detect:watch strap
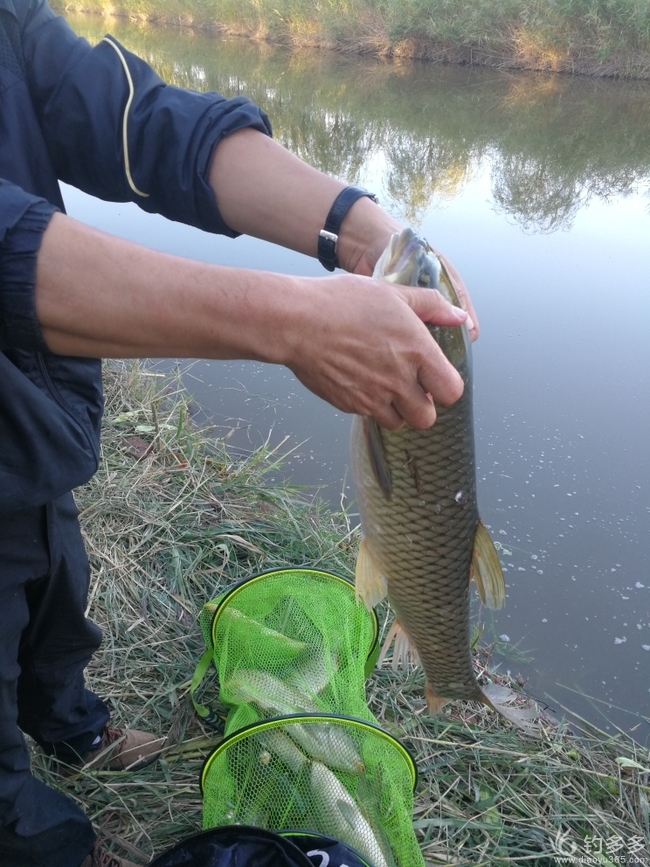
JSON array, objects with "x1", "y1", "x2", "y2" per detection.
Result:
[{"x1": 318, "y1": 186, "x2": 378, "y2": 272}]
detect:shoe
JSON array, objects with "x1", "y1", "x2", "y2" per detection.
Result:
[
  {"x1": 82, "y1": 724, "x2": 166, "y2": 771},
  {"x1": 80, "y1": 842, "x2": 139, "y2": 866}
]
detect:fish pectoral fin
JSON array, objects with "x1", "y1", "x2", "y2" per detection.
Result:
[
  {"x1": 481, "y1": 683, "x2": 541, "y2": 736},
  {"x1": 362, "y1": 416, "x2": 392, "y2": 499},
  {"x1": 377, "y1": 619, "x2": 420, "y2": 671},
  {"x1": 336, "y1": 798, "x2": 360, "y2": 831},
  {"x1": 425, "y1": 683, "x2": 449, "y2": 715},
  {"x1": 355, "y1": 537, "x2": 388, "y2": 610},
  {"x1": 470, "y1": 519, "x2": 506, "y2": 610}
]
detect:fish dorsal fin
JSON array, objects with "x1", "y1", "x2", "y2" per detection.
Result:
[
  {"x1": 470, "y1": 519, "x2": 506, "y2": 610},
  {"x1": 362, "y1": 416, "x2": 392, "y2": 499},
  {"x1": 355, "y1": 536, "x2": 388, "y2": 610}
]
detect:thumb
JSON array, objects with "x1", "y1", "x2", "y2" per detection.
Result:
[{"x1": 401, "y1": 286, "x2": 473, "y2": 331}]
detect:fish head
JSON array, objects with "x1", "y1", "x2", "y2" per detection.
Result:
[
  {"x1": 373, "y1": 227, "x2": 441, "y2": 289},
  {"x1": 374, "y1": 228, "x2": 469, "y2": 371}
]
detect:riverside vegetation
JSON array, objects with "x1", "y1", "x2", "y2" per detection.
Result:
[
  {"x1": 53, "y1": 0, "x2": 650, "y2": 78},
  {"x1": 30, "y1": 362, "x2": 649, "y2": 865}
]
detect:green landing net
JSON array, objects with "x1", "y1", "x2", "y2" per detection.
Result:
[
  {"x1": 201, "y1": 715, "x2": 420, "y2": 867},
  {"x1": 192, "y1": 568, "x2": 425, "y2": 867},
  {"x1": 193, "y1": 568, "x2": 380, "y2": 732}
]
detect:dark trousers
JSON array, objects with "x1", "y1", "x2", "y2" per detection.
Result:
[{"x1": 0, "y1": 493, "x2": 110, "y2": 867}]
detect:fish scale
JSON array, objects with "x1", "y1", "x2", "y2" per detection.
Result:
[
  {"x1": 352, "y1": 376, "x2": 484, "y2": 702},
  {"x1": 351, "y1": 228, "x2": 539, "y2": 732}
]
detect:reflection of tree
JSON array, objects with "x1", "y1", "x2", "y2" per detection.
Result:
[
  {"x1": 491, "y1": 153, "x2": 584, "y2": 232},
  {"x1": 586, "y1": 171, "x2": 638, "y2": 200},
  {"x1": 67, "y1": 13, "x2": 650, "y2": 233},
  {"x1": 384, "y1": 132, "x2": 474, "y2": 226},
  {"x1": 275, "y1": 109, "x2": 374, "y2": 183},
  {"x1": 492, "y1": 148, "x2": 642, "y2": 233}
]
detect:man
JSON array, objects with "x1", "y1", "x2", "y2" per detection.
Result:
[{"x1": 0, "y1": 1, "x2": 478, "y2": 865}]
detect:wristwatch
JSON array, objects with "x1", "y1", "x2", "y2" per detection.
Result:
[{"x1": 317, "y1": 186, "x2": 379, "y2": 272}]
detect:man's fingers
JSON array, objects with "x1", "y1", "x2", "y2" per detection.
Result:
[
  {"x1": 390, "y1": 382, "x2": 437, "y2": 431},
  {"x1": 373, "y1": 402, "x2": 408, "y2": 432},
  {"x1": 433, "y1": 251, "x2": 480, "y2": 342},
  {"x1": 401, "y1": 286, "x2": 469, "y2": 329},
  {"x1": 397, "y1": 286, "x2": 468, "y2": 410},
  {"x1": 287, "y1": 274, "x2": 470, "y2": 430},
  {"x1": 418, "y1": 346, "x2": 465, "y2": 408}
]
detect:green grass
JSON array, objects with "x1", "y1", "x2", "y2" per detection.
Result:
[
  {"x1": 53, "y1": 0, "x2": 650, "y2": 77},
  {"x1": 29, "y1": 362, "x2": 649, "y2": 864}
]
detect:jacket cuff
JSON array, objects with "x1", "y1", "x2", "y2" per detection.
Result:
[{"x1": 0, "y1": 196, "x2": 58, "y2": 351}]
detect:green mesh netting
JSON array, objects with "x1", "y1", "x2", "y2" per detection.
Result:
[
  {"x1": 197, "y1": 568, "x2": 379, "y2": 733},
  {"x1": 200, "y1": 715, "x2": 422, "y2": 867},
  {"x1": 193, "y1": 568, "x2": 425, "y2": 867}
]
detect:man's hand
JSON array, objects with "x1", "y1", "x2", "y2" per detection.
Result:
[
  {"x1": 342, "y1": 217, "x2": 480, "y2": 345},
  {"x1": 323, "y1": 193, "x2": 480, "y2": 344},
  {"x1": 284, "y1": 274, "x2": 470, "y2": 430},
  {"x1": 35, "y1": 215, "x2": 468, "y2": 432},
  {"x1": 36, "y1": 129, "x2": 478, "y2": 433}
]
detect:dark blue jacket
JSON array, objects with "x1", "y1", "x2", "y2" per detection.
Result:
[{"x1": 0, "y1": 0, "x2": 271, "y2": 514}]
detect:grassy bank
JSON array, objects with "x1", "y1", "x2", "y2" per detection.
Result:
[
  {"x1": 30, "y1": 362, "x2": 649, "y2": 864},
  {"x1": 54, "y1": 0, "x2": 650, "y2": 78}
]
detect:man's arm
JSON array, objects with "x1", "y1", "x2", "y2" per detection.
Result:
[
  {"x1": 209, "y1": 128, "x2": 479, "y2": 340},
  {"x1": 35, "y1": 212, "x2": 468, "y2": 431},
  {"x1": 35, "y1": 125, "x2": 477, "y2": 431},
  {"x1": 208, "y1": 128, "x2": 392, "y2": 275}
]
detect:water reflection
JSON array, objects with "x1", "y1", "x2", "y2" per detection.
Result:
[
  {"x1": 67, "y1": 13, "x2": 650, "y2": 232},
  {"x1": 61, "y1": 14, "x2": 650, "y2": 743},
  {"x1": 384, "y1": 132, "x2": 473, "y2": 225}
]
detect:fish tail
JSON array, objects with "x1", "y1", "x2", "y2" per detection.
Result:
[
  {"x1": 481, "y1": 683, "x2": 540, "y2": 735},
  {"x1": 421, "y1": 681, "x2": 540, "y2": 728},
  {"x1": 354, "y1": 536, "x2": 388, "y2": 610}
]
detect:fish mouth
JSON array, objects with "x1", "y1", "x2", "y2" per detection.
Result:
[{"x1": 379, "y1": 228, "x2": 440, "y2": 288}]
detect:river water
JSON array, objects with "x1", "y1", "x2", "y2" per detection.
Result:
[{"x1": 61, "y1": 13, "x2": 650, "y2": 743}]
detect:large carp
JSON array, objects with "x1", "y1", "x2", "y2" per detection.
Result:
[{"x1": 351, "y1": 228, "x2": 536, "y2": 732}]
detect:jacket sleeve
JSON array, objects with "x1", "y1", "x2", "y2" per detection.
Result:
[
  {"x1": 0, "y1": 180, "x2": 57, "y2": 351},
  {"x1": 20, "y1": 0, "x2": 272, "y2": 236}
]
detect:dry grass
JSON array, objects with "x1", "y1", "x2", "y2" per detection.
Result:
[
  {"x1": 53, "y1": 0, "x2": 650, "y2": 78},
  {"x1": 30, "y1": 362, "x2": 650, "y2": 864}
]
